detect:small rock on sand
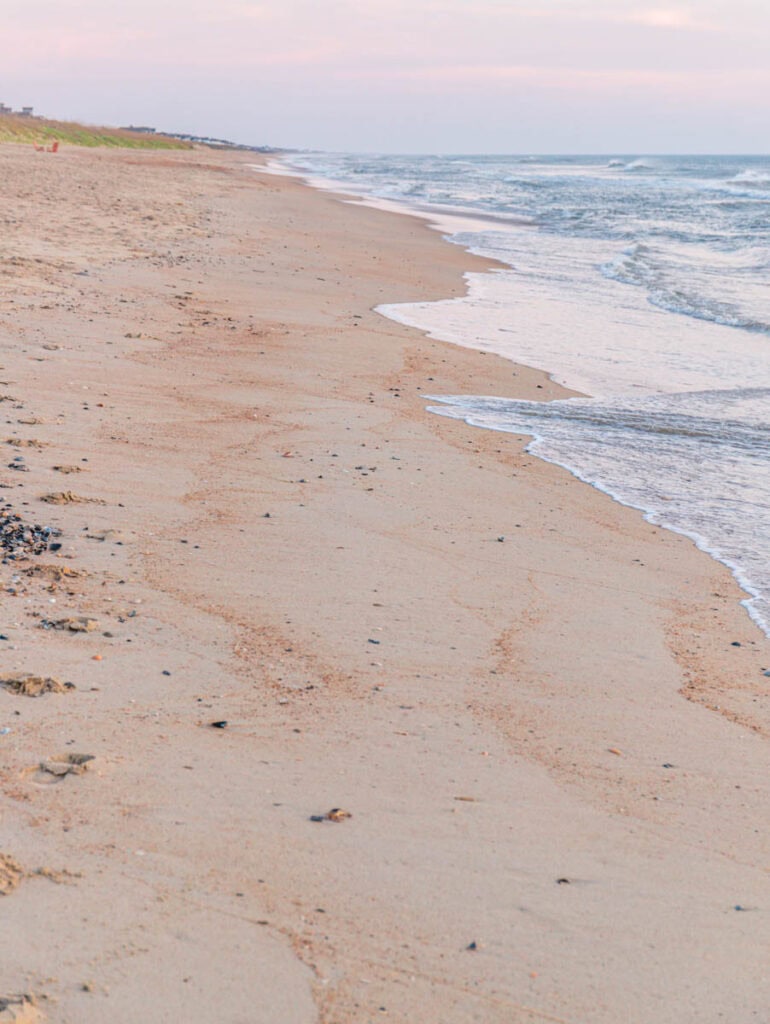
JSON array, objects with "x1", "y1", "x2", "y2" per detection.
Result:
[{"x1": 310, "y1": 808, "x2": 352, "y2": 823}]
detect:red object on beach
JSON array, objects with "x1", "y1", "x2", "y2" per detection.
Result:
[{"x1": 49, "y1": 141, "x2": 59, "y2": 153}]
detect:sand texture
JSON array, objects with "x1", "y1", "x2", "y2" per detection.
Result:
[{"x1": 0, "y1": 144, "x2": 768, "y2": 1023}]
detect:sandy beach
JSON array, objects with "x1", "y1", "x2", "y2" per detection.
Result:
[{"x1": 0, "y1": 144, "x2": 768, "y2": 1024}]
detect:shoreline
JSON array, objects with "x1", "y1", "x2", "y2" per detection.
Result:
[
  {"x1": 0, "y1": 144, "x2": 768, "y2": 1023},
  {"x1": 428, "y1": 395, "x2": 770, "y2": 639},
  {"x1": 280, "y1": 160, "x2": 770, "y2": 736},
  {"x1": 267, "y1": 156, "x2": 769, "y2": 640}
]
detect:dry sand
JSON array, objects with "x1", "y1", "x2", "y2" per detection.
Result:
[{"x1": 0, "y1": 144, "x2": 768, "y2": 1023}]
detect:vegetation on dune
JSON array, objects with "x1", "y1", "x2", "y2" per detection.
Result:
[{"x1": 0, "y1": 114, "x2": 191, "y2": 149}]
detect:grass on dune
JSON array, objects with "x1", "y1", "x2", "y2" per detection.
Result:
[{"x1": 0, "y1": 114, "x2": 191, "y2": 149}]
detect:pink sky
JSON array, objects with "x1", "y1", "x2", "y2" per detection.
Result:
[{"x1": 3, "y1": 0, "x2": 768, "y2": 151}]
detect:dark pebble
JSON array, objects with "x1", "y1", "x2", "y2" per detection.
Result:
[
  {"x1": 731, "y1": 641, "x2": 742, "y2": 647},
  {"x1": 309, "y1": 815, "x2": 325, "y2": 822},
  {"x1": 367, "y1": 638, "x2": 380, "y2": 645},
  {"x1": 162, "y1": 670, "x2": 171, "y2": 676},
  {"x1": 211, "y1": 720, "x2": 228, "y2": 729}
]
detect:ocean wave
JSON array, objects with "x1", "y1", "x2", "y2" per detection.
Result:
[
  {"x1": 729, "y1": 169, "x2": 770, "y2": 187},
  {"x1": 647, "y1": 289, "x2": 770, "y2": 333},
  {"x1": 622, "y1": 159, "x2": 657, "y2": 172},
  {"x1": 600, "y1": 242, "x2": 660, "y2": 286},
  {"x1": 501, "y1": 176, "x2": 549, "y2": 190},
  {"x1": 426, "y1": 394, "x2": 770, "y2": 452},
  {"x1": 601, "y1": 243, "x2": 770, "y2": 333}
]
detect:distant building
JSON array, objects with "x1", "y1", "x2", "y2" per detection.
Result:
[
  {"x1": 0, "y1": 103, "x2": 38, "y2": 116},
  {"x1": 122, "y1": 125, "x2": 156, "y2": 134}
]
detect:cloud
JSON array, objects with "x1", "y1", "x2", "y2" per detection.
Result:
[
  {"x1": 623, "y1": 7, "x2": 716, "y2": 29},
  {"x1": 338, "y1": 62, "x2": 770, "y2": 100}
]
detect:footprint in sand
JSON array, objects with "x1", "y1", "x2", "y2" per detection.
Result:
[
  {"x1": 85, "y1": 528, "x2": 124, "y2": 543},
  {"x1": 39, "y1": 491, "x2": 105, "y2": 505},
  {"x1": 39, "y1": 617, "x2": 98, "y2": 634},
  {"x1": 0, "y1": 675, "x2": 74, "y2": 697},
  {"x1": 0, "y1": 853, "x2": 23, "y2": 896},
  {"x1": 23, "y1": 564, "x2": 84, "y2": 582},
  {"x1": 4, "y1": 439, "x2": 47, "y2": 451},
  {"x1": 0, "y1": 995, "x2": 42, "y2": 1024},
  {"x1": 24, "y1": 753, "x2": 96, "y2": 786}
]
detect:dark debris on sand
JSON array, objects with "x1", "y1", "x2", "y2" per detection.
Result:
[{"x1": 0, "y1": 505, "x2": 61, "y2": 562}]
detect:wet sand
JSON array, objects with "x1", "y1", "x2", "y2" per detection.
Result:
[{"x1": 0, "y1": 143, "x2": 768, "y2": 1024}]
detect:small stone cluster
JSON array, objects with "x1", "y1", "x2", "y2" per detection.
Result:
[{"x1": 0, "y1": 505, "x2": 60, "y2": 561}]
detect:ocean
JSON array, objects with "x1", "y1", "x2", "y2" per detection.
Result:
[{"x1": 279, "y1": 153, "x2": 770, "y2": 636}]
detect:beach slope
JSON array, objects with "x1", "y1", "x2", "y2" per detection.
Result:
[{"x1": 0, "y1": 145, "x2": 768, "y2": 1023}]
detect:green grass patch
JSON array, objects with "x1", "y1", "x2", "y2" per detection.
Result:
[{"x1": 0, "y1": 114, "x2": 191, "y2": 149}]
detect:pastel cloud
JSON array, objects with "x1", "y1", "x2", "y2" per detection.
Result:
[{"x1": 622, "y1": 7, "x2": 716, "y2": 29}]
